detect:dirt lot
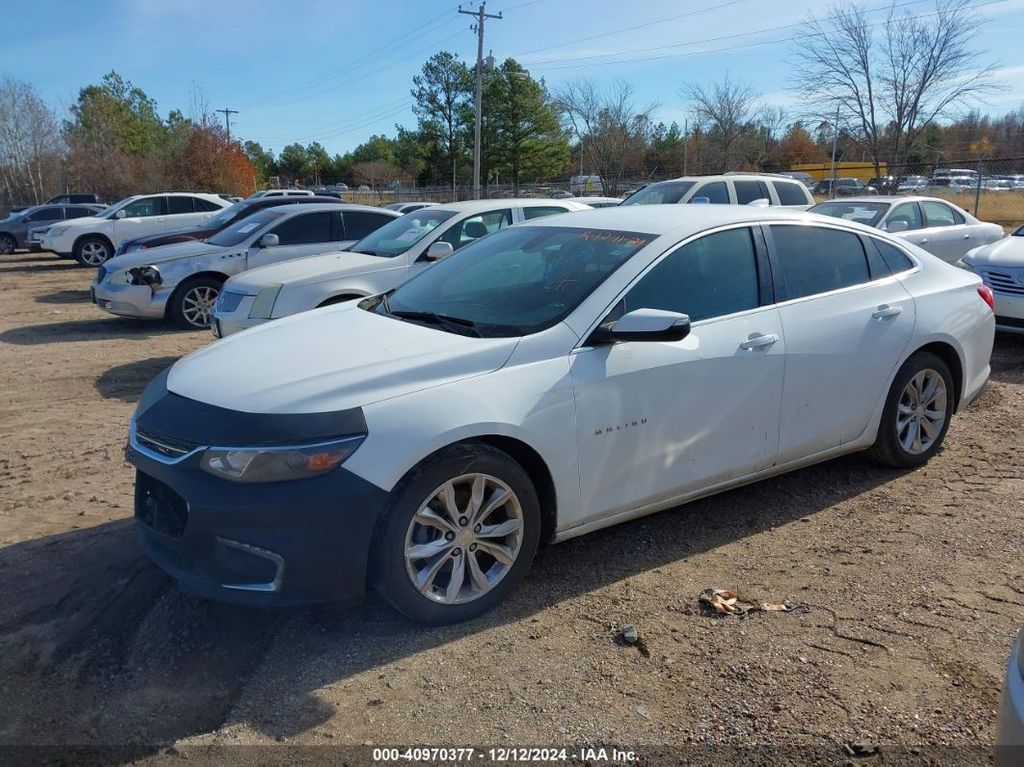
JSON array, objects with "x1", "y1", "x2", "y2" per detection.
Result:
[{"x1": 1, "y1": 251, "x2": 1022, "y2": 762}]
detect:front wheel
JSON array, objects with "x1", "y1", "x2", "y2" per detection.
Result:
[
  {"x1": 373, "y1": 443, "x2": 541, "y2": 624},
  {"x1": 870, "y1": 351, "x2": 954, "y2": 469},
  {"x1": 168, "y1": 276, "x2": 223, "y2": 330},
  {"x1": 73, "y1": 236, "x2": 112, "y2": 267},
  {"x1": 0, "y1": 234, "x2": 15, "y2": 255}
]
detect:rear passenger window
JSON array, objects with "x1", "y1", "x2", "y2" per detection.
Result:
[
  {"x1": 343, "y1": 211, "x2": 394, "y2": 240},
  {"x1": 523, "y1": 206, "x2": 570, "y2": 220},
  {"x1": 167, "y1": 196, "x2": 195, "y2": 214},
  {"x1": 271, "y1": 212, "x2": 333, "y2": 245},
  {"x1": 771, "y1": 225, "x2": 870, "y2": 300},
  {"x1": 622, "y1": 227, "x2": 760, "y2": 322},
  {"x1": 871, "y1": 238, "x2": 915, "y2": 273},
  {"x1": 194, "y1": 198, "x2": 222, "y2": 212},
  {"x1": 693, "y1": 181, "x2": 729, "y2": 204},
  {"x1": 734, "y1": 180, "x2": 769, "y2": 204},
  {"x1": 773, "y1": 181, "x2": 808, "y2": 206}
]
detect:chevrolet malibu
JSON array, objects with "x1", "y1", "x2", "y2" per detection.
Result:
[{"x1": 127, "y1": 206, "x2": 994, "y2": 624}]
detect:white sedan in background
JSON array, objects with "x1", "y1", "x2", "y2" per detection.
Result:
[
  {"x1": 809, "y1": 196, "x2": 1003, "y2": 263},
  {"x1": 129, "y1": 206, "x2": 993, "y2": 624},
  {"x1": 958, "y1": 225, "x2": 1024, "y2": 333},
  {"x1": 211, "y1": 198, "x2": 591, "y2": 337}
]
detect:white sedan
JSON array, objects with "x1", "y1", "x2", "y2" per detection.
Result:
[
  {"x1": 128, "y1": 206, "x2": 994, "y2": 624},
  {"x1": 809, "y1": 196, "x2": 1003, "y2": 263},
  {"x1": 959, "y1": 225, "x2": 1024, "y2": 333},
  {"x1": 211, "y1": 198, "x2": 591, "y2": 337}
]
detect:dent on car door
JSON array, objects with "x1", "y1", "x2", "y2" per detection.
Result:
[
  {"x1": 767, "y1": 224, "x2": 915, "y2": 463},
  {"x1": 570, "y1": 226, "x2": 785, "y2": 524}
]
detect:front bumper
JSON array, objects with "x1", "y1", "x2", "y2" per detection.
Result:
[
  {"x1": 93, "y1": 278, "x2": 170, "y2": 320},
  {"x1": 127, "y1": 373, "x2": 385, "y2": 606},
  {"x1": 211, "y1": 306, "x2": 269, "y2": 338},
  {"x1": 996, "y1": 635, "x2": 1024, "y2": 765},
  {"x1": 991, "y1": 291, "x2": 1024, "y2": 334}
]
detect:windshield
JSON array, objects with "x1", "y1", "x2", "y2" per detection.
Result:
[
  {"x1": 620, "y1": 181, "x2": 696, "y2": 205},
  {"x1": 204, "y1": 201, "x2": 247, "y2": 229},
  {"x1": 207, "y1": 210, "x2": 283, "y2": 247},
  {"x1": 381, "y1": 225, "x2": 657, "y2": 338},
  {"x1": 349, "y1": 208, "x2": 455, "y2": 257},
  {"x1": 809, "y1": 201, "x2": 889, "y2": 227}
]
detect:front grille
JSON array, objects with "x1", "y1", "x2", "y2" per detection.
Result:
[
  {"x1": 215, "y1": 290, "x2": 245, "y2": 314},
  {"x1": 979, "y1": 268, "x2": 1024, "y2": 296},
  {"x1": 135, "y1": 471, "x2": 189, "y2": 537},
  {"x1": 135, "y1": 426, "x2": 199, "y2": 459}
]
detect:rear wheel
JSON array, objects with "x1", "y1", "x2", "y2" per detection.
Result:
[
  {"x1": 870, "y1": 351, "x2": 954, "y2": 468},
  {"x1": 0, "y1": 234, "x2": 15, "y2": 254},
  {"x1": 168, "y1": 276, "x2": 223, "y2": 330},
  {"x1": 73, "y1": 236, "x2": 112, "y2": 267},
  {"x1": 373, "y1": 443, "x2": 541, "y2": 624}
]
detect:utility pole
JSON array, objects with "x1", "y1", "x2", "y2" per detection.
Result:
[
  {"x1": 216, "y1": 108, "x2": 239, "y2": 140},
  {"x1": 459, "y1": 3, "x2": 501, "y2": 200}
]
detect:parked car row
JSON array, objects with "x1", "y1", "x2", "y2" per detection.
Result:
[{"x1": 0, "y1": 203, "x2": 105, "y2": 254}]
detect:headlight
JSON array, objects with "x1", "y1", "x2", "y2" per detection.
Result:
[
  {"x1": 127, "y1": 265, "x2": 162, "y2": 286},
  {"x1": 248, "y1": 284, "x2": 281, "y2": 319},
  {"x1": 199, "y1": 436, "x2": 364, "y2": 483},
  {"x1": 48, "y1": 225, "x2": 69, "y2": 237}
]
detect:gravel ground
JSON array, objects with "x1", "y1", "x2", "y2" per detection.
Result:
[{"x1": 0, "y1": 251, "x2": 1022, "y2": 764}]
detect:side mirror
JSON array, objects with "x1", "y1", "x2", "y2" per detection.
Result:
[
  {"x1": 885, "y1": 220, "x2": 909, "y2": 233},
  {"x1": 114, "y1": 209, "x2": 127, "y2": 219},
  {"x1": 588, "y1": 308, "x2": 691, "y2": 345},
  {"x1": 258, "y1": 233, "x2": 279, "y2": 248},
  {"x1": 425, "y1": 241, "x2": 454, "y2": 261}
]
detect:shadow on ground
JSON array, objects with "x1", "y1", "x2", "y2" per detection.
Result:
[
  {"x1": 0, "y1": 318, "x2": 186, "y2": 346},
  {"x1": 35, "y1": 289, "x2": 92, "y2": 305},
  {"x1": 95, "y1": 357, "x2": 180, "y2": 402}
]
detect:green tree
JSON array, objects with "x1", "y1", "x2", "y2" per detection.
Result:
[
  {"x1": 306, "y1": 141, "x2": 331, "y2": 186},
  {"x1": 411, "y1": 51, "x2": 472, "y2": 194},
  {"x1": 483, "y1": 59, "x2": 569, "y2": 193},
  {"x1": 277, "y1": 143, "x2": 310, "y2": 184},
  {"x1": 243, "y1": 140, "x2": 277, "y2": 182}
]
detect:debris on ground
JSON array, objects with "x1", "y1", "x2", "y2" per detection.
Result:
[
  {"x1": 616, "y1": 624, "x2": 650, "y2": 657},
  {"x1": 698, "y1": 588, "x2": 809, "y2": 617},
  {"x1": 843, "y1": 741, "x2": 880, "y2": 757}
]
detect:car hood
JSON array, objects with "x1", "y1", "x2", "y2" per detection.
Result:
[
  {"x1": 225, "y1": 251, "x2": 394, "y2": 294},
  {"x1": 966, "y1": 236, "x2": 1024, "y2": 267},
  {"x1": 103, "y1": 240, "x2": 227, "y2": 270},
  {"x1": 167, "y1": 303, "x2": 518, "y2": 413}
]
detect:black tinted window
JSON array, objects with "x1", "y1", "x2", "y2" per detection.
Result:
[
  {"x1": 27, "y1": 207, "x2": 62, "y2": 221},
  {"x1": 167, "y1": 196, "x2": 195, "y2": 214},
  {"x1": 271, "y1": 212, "x2": 333, "y2": 245},
  {"x1": 66, "y1": 207, "x2": 98, "y2": 218},
  {"x1": 872, "y1": 238, "x2": 915, "y2": 273},
  {"x1": 343, "y1": 211, "x2": 394, "y2": 240},
  {"x1": 623, "y1": 228, "x2": 760, "y2": 322},
  {"x1": 773, "y1": 181, "x2": 808, "y2": 205},
  {"x1": 194, "y1": 198, "x2": 222, "y2": 212},
  {"x1": 734, "y1": 180, "x2": 769, "y2": 204},
  {"x1": 523, "y1": 206, "x2": 569, "y2": 220},
  {"x1": 694, "y1": 181, "x2": 729, "y2": 204},
  {"x1": 771, "y1": 225, "x2": 870, "y2": 299}
]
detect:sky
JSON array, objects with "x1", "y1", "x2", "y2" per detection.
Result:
[{"x1": 5, "y1": 0, "x2": 1024, "y2": 157}]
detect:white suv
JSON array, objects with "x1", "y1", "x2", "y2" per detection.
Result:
[
  {"x1": 622, "y1": 174, "x2": 814, "y2": 208},
  {"x1": 210, "y1": 199, "x2": 591, "y2": 337},
  {"x1": 42, "y1": 193, "x2": 230, "y2": 267}
]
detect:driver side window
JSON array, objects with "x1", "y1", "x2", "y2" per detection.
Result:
[
  {"x1": 621, "y1": 227, "x2": 760, "y2": 323},
  {"x1": 438, "y1": 209, "x2": 512, "y2": 250},
  {"x1": 887, "y1": 203, "x2": 923, "y2": 231},
  {"x1": 121, "y1": 197, "x2": 165, "y2": 218}
]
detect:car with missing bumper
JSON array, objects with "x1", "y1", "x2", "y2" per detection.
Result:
[
  {"x1": 128, "y1": 205, "x2": 993, "y2": 624},
  {"x1": 92, "y1": 203, "x2": 399, "y2": 329},
  {"x1": 210, "y1": 199, "x2": 590, "y2": 337},
  {"x1": 957, "y1": 224, "x2": 1024, "y2": 334}
]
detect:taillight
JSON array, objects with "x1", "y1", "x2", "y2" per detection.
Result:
[{"x1": 978, "y1": 285, "x2": 995, "y2": 311}]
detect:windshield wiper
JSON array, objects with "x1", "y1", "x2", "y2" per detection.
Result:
[{"x1": 389, "y1": 309, "x2": 481, "y2": 337}]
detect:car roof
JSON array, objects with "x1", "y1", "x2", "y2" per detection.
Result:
[
  {"x1": 656, "y1": 174, "x2": 807, "y2": 183},
  {"x1": 431, "y1": 199, "x2": 591, "y2": 214},
  {"x1": 521, "y1": 203, "x2": 872, "y2": 238},
  {"x1": 821, "y1": 195, "x2": 960, "y2": 204},
  {"x1": 261, "y1": 202, "x2": 399, "y2": 215}
]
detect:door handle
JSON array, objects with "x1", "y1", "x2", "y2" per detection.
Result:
[
  {"x1": 919, "y1": 238, "x2": 928, "y2": 244},
  {"x1": 963, "y1": 234, "x2": 971, "y2": 239},
  {"x1": 872, "y1": 304, "x2": 902, "y2": 320},
  {"x1": 739, "y1": 333, "x2": 778, "y2": 350}
]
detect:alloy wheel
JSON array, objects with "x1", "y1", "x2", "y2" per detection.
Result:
[
  {"x1": 181, "y1": 285, "x2": 219, "y2": 328},
  {"x1": 80, "y1": 240, "x2": 110, "y2": 266},
  {"x1": 897, "y1": 368, "x2": 947, "y2": 455},
  {"x1": 404, "y1": 473, "x2": 524, "y2": 605}
]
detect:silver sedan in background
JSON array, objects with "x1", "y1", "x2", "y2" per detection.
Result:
[{"x1": 809, "y1": 196, "x2": 1003, "y2": 263}]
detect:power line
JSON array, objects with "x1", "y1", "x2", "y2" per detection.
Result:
[
  {"x1": 460, "y1": 2, "x2": 503, "y2": 199},
  {"x1": 216, "y1": 108, "x2": 239, "y2": 139}
]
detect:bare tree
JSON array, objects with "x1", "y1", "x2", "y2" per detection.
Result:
[
  {"x1": 758, "y1": 105, "x2": 789, "y2": 166},
  {"x1": 793, "y1": 0, "x2": 1000, "y2": 174},
  {"x1": 683, "y1": 74, "x2": 760, "y2": 171},
  {"x1": 556, "y1": 79, "x2": 658, "y2": 194},
  {"x1": 0, "y1": 77, "x2": 63, "y2": 208}
]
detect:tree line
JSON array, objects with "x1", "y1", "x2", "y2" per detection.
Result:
[{"x1": 0, "y1": 0, "x2": 1015, "y2": 207}]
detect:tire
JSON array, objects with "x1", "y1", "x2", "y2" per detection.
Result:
[
  {"x1": 0, "y1": 234, "x2": 15, "y2": 255},
  {"x1": 870, "y1": 351, "x2": 955, "y2": 469},
  {"x1": 168, "y1": 276, "x2": 223, "y2": 330},
  {"x1": 373, "y1": 443, "x2": 542, "y2": 624},
  {"x1": 73, "y1": 236, "x2": 112, "y2": 267}
]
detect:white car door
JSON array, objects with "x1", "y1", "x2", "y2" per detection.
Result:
[
  {"x1": 570, "y1": 226, "x2": 785, "y2": 522},
  {"x1": 111, "y1": 196, "x2": 167, "y2": 245},
  {"x1": 246, "y1": 210, "x2": 342, "y2": 270},
  {"x1": 916, "y1": 200, "x2": 972, "y2": 263},
  {"x1": 768, "y1": 223, "x2": 916, "y2": 463}
]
